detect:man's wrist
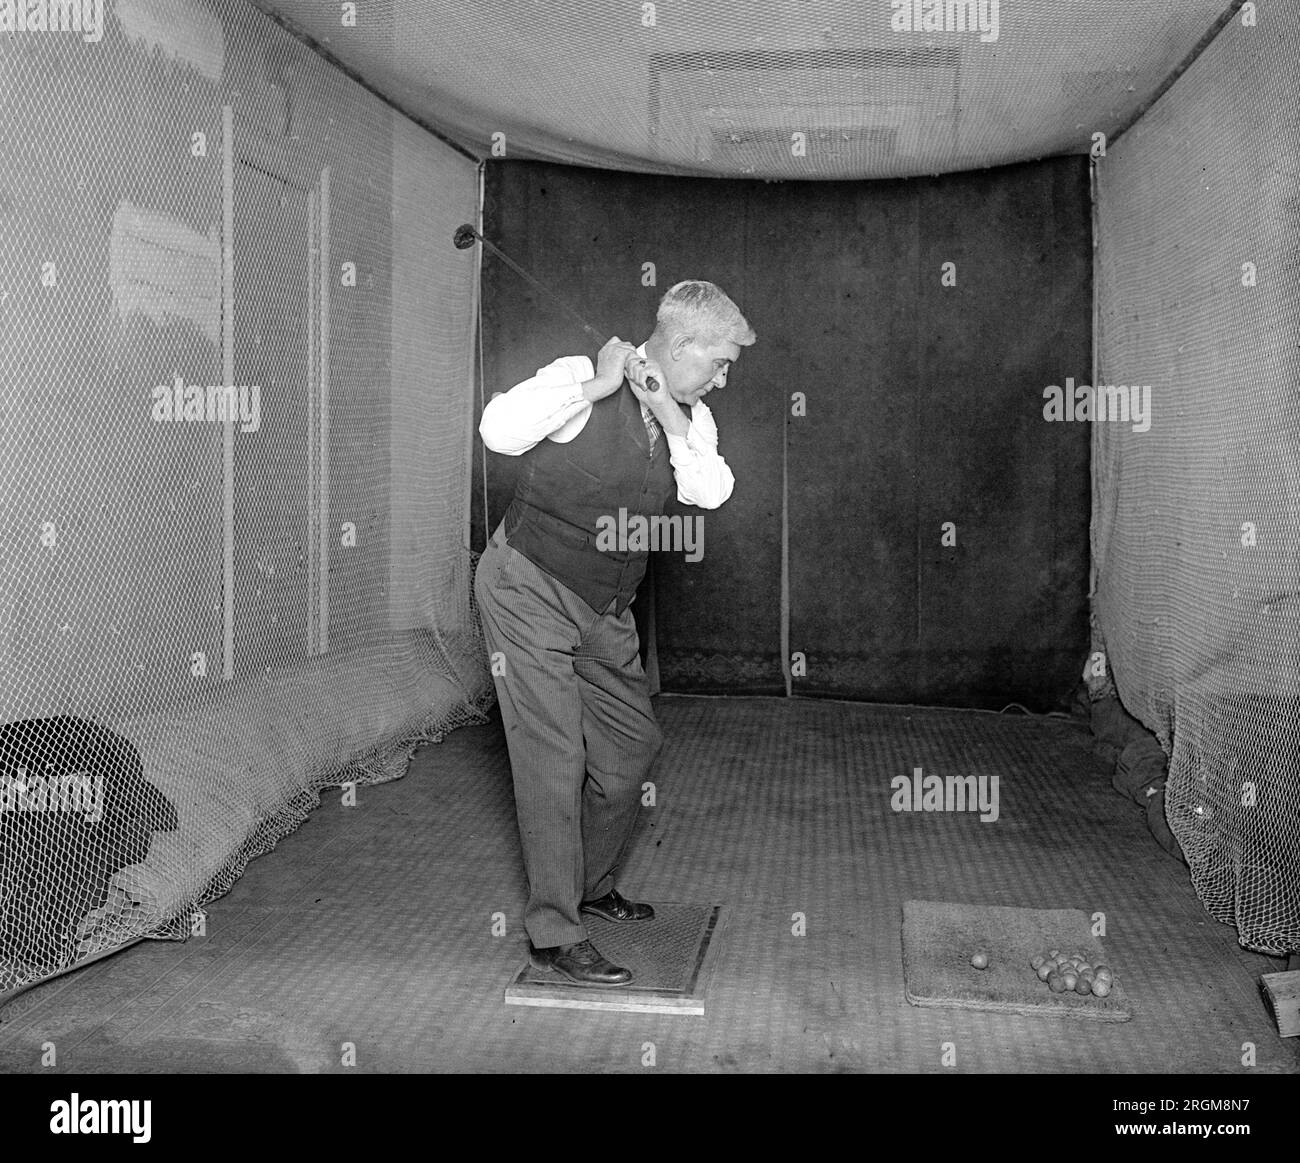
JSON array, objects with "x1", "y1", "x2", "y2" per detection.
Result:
[
  {"x1": 653, "y1": 399, "x2": 690, "y2": 438},
  {"x1": 580, "y1": 377, "x2": 612, "y2": 402}
]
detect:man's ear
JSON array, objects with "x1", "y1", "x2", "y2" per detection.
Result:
[{"x1": 669, "y1": 332, "x2": 694, "y2": 361}]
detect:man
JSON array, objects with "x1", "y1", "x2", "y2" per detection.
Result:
[{"x1": 476, "y1": 280, "x2": 755, "y2": 986}]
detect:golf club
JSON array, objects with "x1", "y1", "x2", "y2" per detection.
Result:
[{"x1": 454, "y1": 223, "x2": 659, "y2": 392}]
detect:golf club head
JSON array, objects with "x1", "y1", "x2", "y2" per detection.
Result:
[{"x1": 452, "y1": 223, "x2": 479, "y2": 250}]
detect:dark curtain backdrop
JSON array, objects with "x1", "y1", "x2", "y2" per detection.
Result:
[{"x1": 473, "y1": 157, "x2": 1091, "y2": 710}]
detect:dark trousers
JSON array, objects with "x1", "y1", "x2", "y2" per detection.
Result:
[{"x1": 475, "y1": 521, "x2": 663, "y2": 949}]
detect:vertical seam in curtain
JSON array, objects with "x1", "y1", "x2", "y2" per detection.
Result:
[
  {"x1": 781, "y1": 391, "x2": 791, "y2": 697},
  {"x1": 475, "y1": 162, "x2": 489, "y2": 549}
]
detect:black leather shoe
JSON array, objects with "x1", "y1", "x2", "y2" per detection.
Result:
[
  {"x1": 580, "y1": 889, "x2": 655, "y2": 923},
  {"x1": 529, "y1": 939, "x2": 632, "y2": 987}
]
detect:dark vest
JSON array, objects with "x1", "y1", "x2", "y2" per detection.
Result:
[{"x1": 503, "y1": 380, "x2": 690, "y2": 615}]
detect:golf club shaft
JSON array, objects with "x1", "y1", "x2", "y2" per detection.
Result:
[
  {"x1": 472, "y1": 232, "x2": 604, "y2": 342},
  {"x1": 464, "y1": 226, "x2": 660, "y2": 391}
]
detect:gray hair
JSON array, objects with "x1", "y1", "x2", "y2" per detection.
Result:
[{"x1": 654, "y1": 281, "x2": 756, "y2": 348}]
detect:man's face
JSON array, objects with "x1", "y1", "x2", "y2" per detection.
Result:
[{"x1": 664, "y1": 336, "x2": 742, "y2": 405}]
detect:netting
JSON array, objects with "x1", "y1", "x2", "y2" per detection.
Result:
[
  {"x1": 0, "y1": 0, "x2": 490, "y2": 996},
  {"x1": 1094, "y1": 7, "x2": 1300, "y2": 955},
  {"x1": 3, "y1": 0, "x2": 1294, "y2": 994},
  {"x1": 256, "y1": 0, "x2": 1232, "y2": 181}
]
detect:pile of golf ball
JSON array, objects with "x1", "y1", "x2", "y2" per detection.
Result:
[{"x1": 1031, "y1": 949, "x2": 1114, "y2": 997}]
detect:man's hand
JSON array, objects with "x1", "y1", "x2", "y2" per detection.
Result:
[
  {"x1": 581, "y1": 337, "x2": 640, "y2": 402},
  {"x1": 623, "y1": 353, "x2": 664, "y2": 397},
  {"x1": 627, "y1": 356, "x2": 690, "y2": 439}
]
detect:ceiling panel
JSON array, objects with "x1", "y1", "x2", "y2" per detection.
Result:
[{"x1": 252, "y1": 0, "x2": 1237, "y2": 179}]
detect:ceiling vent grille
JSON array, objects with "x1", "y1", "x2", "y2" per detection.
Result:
[{"x1": 650, "y1": 46, "x2": 961, "y2": 172}]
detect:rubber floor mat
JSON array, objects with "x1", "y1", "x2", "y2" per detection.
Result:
[{"x1": 505, "y1": 903, "x2": 722, "y2": 1014}]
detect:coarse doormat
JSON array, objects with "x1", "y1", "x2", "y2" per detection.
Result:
[
  {"x1": 902, "y1": 900, "x2": 1133, "y2": 1022},
  {"x1": 505, "y1": 903, "x2": 722, "y2": 1015}
]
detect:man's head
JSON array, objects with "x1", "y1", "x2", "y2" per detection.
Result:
[{"x1": 644, "y1": 281, "x2": 755, "y2": 405}]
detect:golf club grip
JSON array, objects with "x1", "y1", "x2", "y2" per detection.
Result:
[{"x1": 625, "y1": 354, "x2": 660, "y2": 393}]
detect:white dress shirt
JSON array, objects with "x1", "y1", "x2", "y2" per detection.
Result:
[{"x1": 479, "y1": 344, "x2": 735, "y2": 509}]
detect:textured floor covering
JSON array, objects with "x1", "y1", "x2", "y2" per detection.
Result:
[
  {"x1": 506, "y1": 903, "x2": 721, "y2": 1013},
  {"x1": 0, "y1": 695, "x2": 1296, "y2": 1074}
]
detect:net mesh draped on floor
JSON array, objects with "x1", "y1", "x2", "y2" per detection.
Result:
[
  {"x1": 0, "y1": 0, "x2": 491, "y2": 995},
  {"x1": 1094, "y1": 8, "x2": 1300, "y2": 956}
]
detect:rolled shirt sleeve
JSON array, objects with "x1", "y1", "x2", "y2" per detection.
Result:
[
  {"x1": 478, "y1": 355, "x2": 596, "y2": 455},
  {"x1": 665, "y1": 401, "x2": 735, "y2": 509}
]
